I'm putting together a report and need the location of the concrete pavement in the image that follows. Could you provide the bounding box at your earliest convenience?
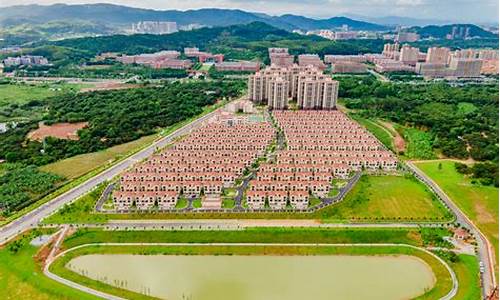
[0,105,224,245]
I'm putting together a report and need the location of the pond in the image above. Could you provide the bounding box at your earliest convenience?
[66,254,435,300]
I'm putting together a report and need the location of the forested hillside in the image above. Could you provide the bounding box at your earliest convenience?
[0,80,245,166]
[339,76,499,162]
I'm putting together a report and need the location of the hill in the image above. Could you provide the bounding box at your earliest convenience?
[411,24,496,39]
[0,3,386,32]
[49,22,301,56]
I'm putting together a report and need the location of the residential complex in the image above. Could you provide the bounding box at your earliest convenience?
[416,47,497,77]
[298,54,326,70]
[184,47,224,63]
[2,55,49,67]
[132,21,178,34]
[214,61,261,72]
[116,51,192,69]
[269,48,294,67]
[396,31,420,43]
[248,65,339,110]
[113,112,274,210]
[331,61,367,73]
[247,110,398,209]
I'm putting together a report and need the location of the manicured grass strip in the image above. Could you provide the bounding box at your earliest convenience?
[415,160,499,272]
[50,244,453,300]
[451,254,481,300]
[62,227,424,250]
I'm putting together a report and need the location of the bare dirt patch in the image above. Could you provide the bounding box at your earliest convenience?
[379,120,406,153]
[475,201,495,224]
[28,122,88,141]
[80,82,142,92]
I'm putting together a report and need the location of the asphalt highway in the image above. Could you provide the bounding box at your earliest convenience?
[0,106,222,244]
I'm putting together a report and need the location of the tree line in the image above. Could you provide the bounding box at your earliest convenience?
[339,76,498,163]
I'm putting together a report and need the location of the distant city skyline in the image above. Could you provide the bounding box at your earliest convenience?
[0,0,498,24]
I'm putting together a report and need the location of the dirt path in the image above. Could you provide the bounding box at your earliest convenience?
[378,120,406,153]
[410,158,477,164]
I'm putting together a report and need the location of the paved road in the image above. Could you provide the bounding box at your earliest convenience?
[367,69,390,82]
[0,105,224,244]
[46,242,457,300]
[407,161,497,298]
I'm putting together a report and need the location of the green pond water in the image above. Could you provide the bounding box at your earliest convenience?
[66,254,436,300]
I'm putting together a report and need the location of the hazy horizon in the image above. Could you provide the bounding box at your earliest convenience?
[0,0,498,24]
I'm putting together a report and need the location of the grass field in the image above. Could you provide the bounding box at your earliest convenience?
[323,175,452,222]
[415,160,499,269]
[450,254,481,299]
[50,243,453,300]
[40,134,158,179]
[0,83,85,107]
[0,82,91,121]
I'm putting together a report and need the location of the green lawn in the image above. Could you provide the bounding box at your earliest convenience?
[323,175,452,222]
[451,254,481,300]
[415,160,499,270]
[222,198,235,209]
[174,197,188,209]
[62,227,425,249]
[192,198,202,208]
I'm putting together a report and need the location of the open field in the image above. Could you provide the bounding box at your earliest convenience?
[0,83,86,107]
[0,82,92,121]
[323,175,452,222]
[50,243,452,300]
[61,227,425,249]
[40,134,158,179]
[415,160,499,268]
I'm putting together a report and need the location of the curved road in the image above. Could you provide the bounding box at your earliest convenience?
[407,161,497,298]
[0,105,224,244]
[45,242,457,300]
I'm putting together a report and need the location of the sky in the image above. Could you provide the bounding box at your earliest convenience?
[0,0,498,24]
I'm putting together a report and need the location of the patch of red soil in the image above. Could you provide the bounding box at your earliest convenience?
[28,122,88,141]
